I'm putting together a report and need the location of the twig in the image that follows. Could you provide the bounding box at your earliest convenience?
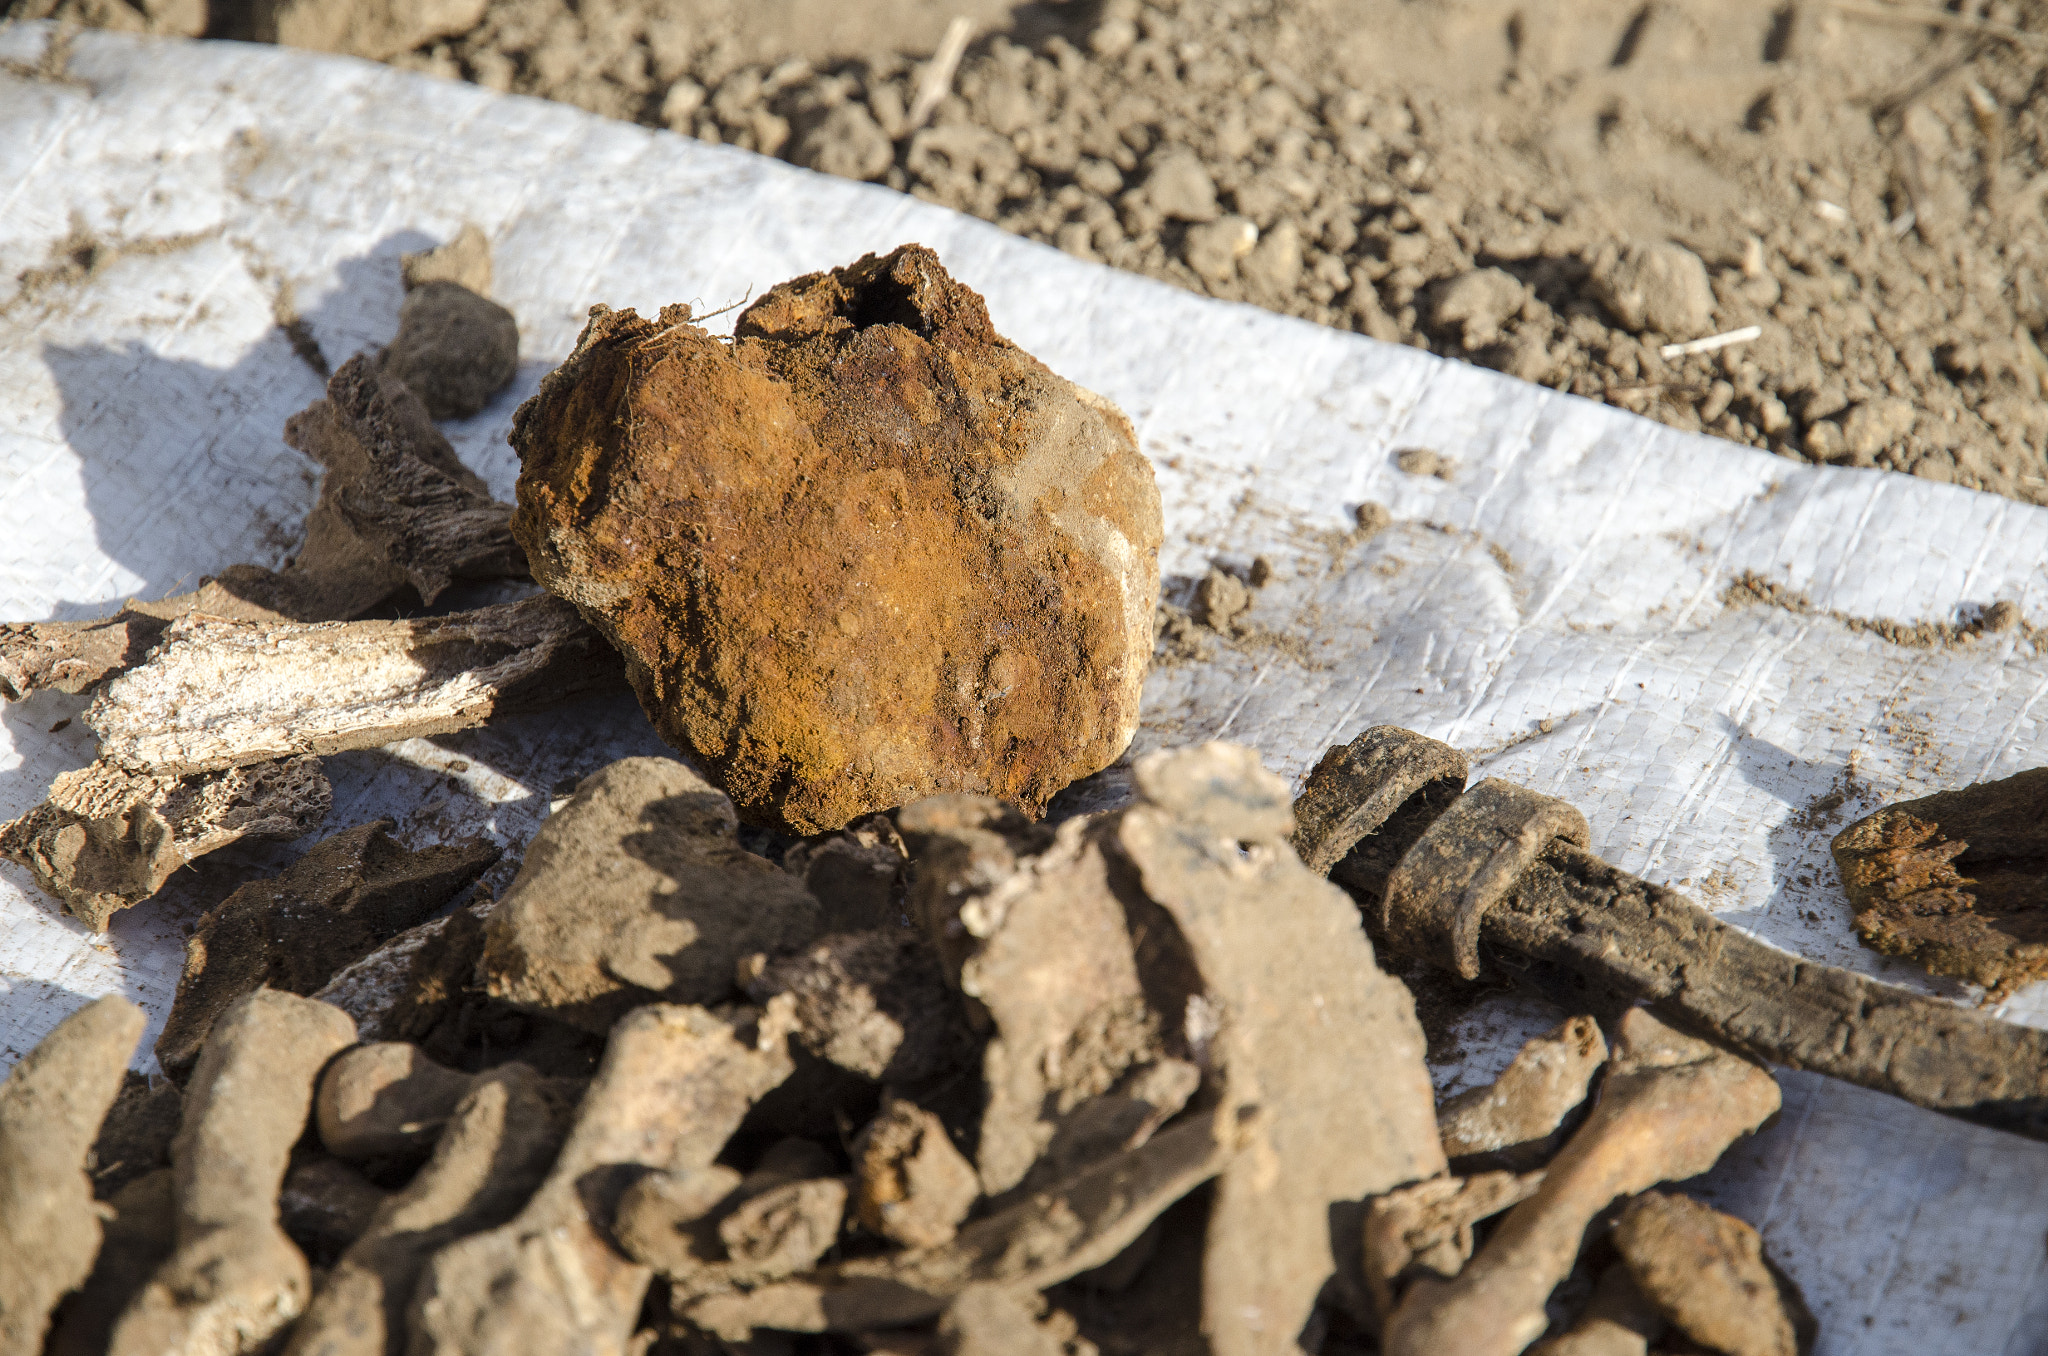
[1830,0,2048,49]
[907,17,974,130]
[1659,325,1763,360]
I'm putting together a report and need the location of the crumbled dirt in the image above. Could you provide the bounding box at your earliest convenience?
[511,245,1162,834]
[1722,569,2040,649]
[1833,767,2048,998]
[35,0,2048,502]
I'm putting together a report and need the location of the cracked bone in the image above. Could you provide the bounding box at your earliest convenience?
[0,756,330,930]
[0,995,146,1356]
[86,593,621,776]
[109,991,358,1356]
[1382,1009,1781,1356]
[408,1000,796,1356]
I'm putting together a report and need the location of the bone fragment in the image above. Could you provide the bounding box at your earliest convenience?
[1382,1009,1781,1356]
[896,794,1171,1198]
[0,756,330,930]
[480,758,821,1032]
[782,814,909,933]
[1525,1264,1664,1356]
[1360,1171,1544,1320]
[937,1287,1086,1356]
[156,822,498,1080]
[0,995,146,1356]
[316,1043,480,1161]
[616,1139,842,1294]
[0,574,297,702]
[717,1175,849,1275]
[409,1001,796,1356]
[1114,743,1447,1348]
[1613,1192,1807,1356]
[311,896,494,1044]
[743,928,975,1084]
[110,990,358,1356]
[613,1165,747,1279]
[282,354,524,607]
[284,1066,565,1356]
[86,593,621,776]
[1437,1016,1607,1171]
[686,1112,1229,1338]
[854,1095,980,1248]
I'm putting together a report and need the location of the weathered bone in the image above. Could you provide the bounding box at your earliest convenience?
[0,995,146,1356]
[0,756,330,930]
[1360,1170,1543,1321]
[1524,1263,1665,1356]
[86,593,621,776]
[1437,1016,1607,1171]
[685,1112,1230,1338]
[1299,726,2048,1141]
[109,991,357,1356]
[284,1066,565,1356]
[1382,1009,1780,1356]
[315,1043,481,1161]
[408,1001,796,1356]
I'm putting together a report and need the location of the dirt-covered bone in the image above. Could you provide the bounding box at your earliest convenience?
[1437,1016,1607,1172]
[614,1138,843,1295]
[0,574,294,701]
[509,244,1163,835]
[480,758,821,1032]
[853,1095,980,1247]
[47,1169,177,1356]
[311,896,493,1045]
[936,1287,1090,1356]
[154,822,498,1080]
[1524,1264,1665,1356]
[409,1001,796,1356]
[0,995,145,1356]
[0,756,330,931]
[85,594,621,776]
[1112,742,1447,1347]
[1320,726,2048,1142]
[277,1157,390,1265]
[612,1165,746,1279]
[1613,1192,1810,1356]
[315,1043,481,1161]
[1833,767,2048,999]
[898,793,1173,1197]
[717,1175,849,1275]
[283,1066,565,1356]
[1360,1171,1544,1321]
[109,990,358,1356]
[1381,1009,1781,1356]
[282,354,524,609]
[742,929,976,1084]
[685,1114,1229,1338]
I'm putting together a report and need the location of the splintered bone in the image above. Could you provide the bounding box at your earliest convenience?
[86,593,621,776]
[0,756,330,931]
[1382,1010,1781,1356]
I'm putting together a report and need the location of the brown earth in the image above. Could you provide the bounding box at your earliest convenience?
[14,0,2048,503]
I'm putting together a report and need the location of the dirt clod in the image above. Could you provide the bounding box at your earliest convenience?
[314,1042,480,1161]
[380,281,519,421]
[743,929,976,1084]
[509,245,1162,834]
[154,821,499,1080]
[480,757,821,1032]
[1832,768,2048,999]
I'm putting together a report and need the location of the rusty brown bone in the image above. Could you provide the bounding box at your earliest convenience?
[1296,725,2048,1142]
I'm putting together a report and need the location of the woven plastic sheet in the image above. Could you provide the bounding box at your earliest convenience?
[2,26,2046,1353]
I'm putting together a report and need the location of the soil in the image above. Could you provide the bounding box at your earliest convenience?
[15,0,2048,504]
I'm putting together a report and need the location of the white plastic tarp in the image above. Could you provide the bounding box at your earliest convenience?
[2,26,2046,1353]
